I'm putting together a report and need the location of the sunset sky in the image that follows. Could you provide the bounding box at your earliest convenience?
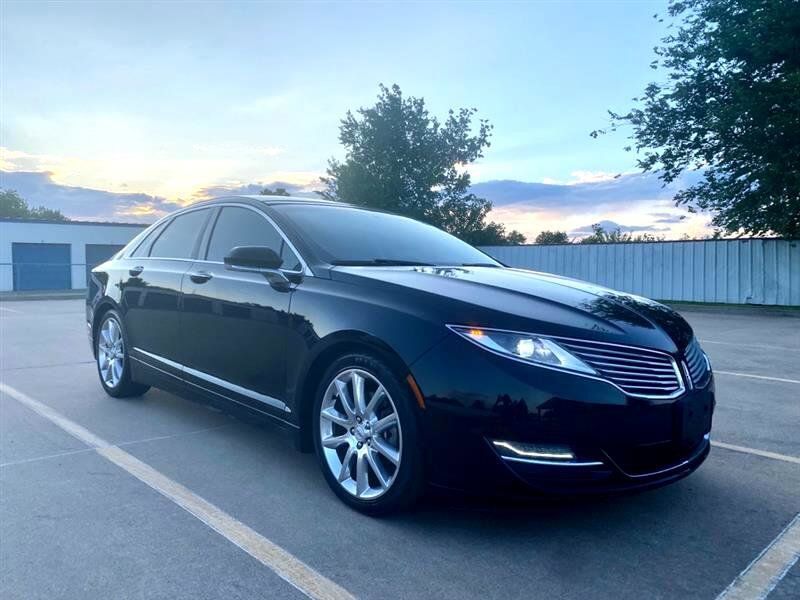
[1,1,712,239]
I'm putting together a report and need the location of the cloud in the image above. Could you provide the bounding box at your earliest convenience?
[2,164,710,240]
[569,220,669,236]
[193,181,319,200]
[471,171,702,211]
[0,147,84,175]
[1,170,180,222]
[1,145,241,200]
[568,170,621,184]
[542,170,624,185]
[652,214,688,224]
[474,171,710,240]
[0,170,322,222]
[0,145,311,201]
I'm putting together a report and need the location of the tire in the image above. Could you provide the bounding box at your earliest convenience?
[312,353,424,515]
[95,309,150,398]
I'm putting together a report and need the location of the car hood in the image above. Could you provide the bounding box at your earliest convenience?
[330,266,693,352]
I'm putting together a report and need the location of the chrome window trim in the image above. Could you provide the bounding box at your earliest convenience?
[126,202,313,277]
[446,324,687,400]
[133,347,291,413]
[201,203,312,277]
[124,256,196,263]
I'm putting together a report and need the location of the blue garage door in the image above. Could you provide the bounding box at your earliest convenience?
[11,243,72,291]
[85,244,124,288]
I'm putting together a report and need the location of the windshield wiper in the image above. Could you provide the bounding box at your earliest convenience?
[330,259,435,267]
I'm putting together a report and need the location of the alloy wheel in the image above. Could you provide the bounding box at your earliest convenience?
[319,368,402,500]
[98,317,125,388]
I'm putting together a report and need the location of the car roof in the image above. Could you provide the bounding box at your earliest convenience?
[195,194,350,208]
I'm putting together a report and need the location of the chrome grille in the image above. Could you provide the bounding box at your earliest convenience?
[684,338,710,388]
[557,338,683,398]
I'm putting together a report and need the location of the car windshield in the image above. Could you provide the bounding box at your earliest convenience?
[273,203,501,267]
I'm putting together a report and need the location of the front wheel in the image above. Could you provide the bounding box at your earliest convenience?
[313,353,424,515]
[95,310,150,398]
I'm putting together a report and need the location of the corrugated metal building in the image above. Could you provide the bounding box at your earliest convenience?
[2,218,797,306]
[0,219,147,292]
[480,239,800,306]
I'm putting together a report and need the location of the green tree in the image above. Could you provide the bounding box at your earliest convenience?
[259,187,291,196]
[319,84,525,245]
[0,189,68,221]
[594,0,800,237]
[535,230,570,244]
[579,224,663,244]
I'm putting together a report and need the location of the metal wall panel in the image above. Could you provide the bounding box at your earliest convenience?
[11,242,72,291]
[479,239,800,306]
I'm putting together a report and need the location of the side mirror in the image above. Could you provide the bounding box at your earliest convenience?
[224,246,283,271]
[224,246,295,290]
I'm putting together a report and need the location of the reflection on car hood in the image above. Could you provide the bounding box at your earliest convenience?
[331,265,693,352]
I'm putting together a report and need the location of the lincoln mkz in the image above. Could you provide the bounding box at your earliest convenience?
[87,196,714,514]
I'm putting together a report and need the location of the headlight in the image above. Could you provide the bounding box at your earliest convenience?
[447,325,597,375]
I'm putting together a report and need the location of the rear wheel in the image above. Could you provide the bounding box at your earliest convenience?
[96,310,150,398]
[313,353,424,515]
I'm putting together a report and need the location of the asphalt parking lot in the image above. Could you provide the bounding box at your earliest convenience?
[1,299,798,600]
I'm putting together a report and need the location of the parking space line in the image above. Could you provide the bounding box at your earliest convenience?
[712,441,800,466]
[700,339,800,353]
[716,513,800,600]
[1,360,95,372]
[715,371,800,385]
[0,447,95,468]
[0,425,234,468]
[0,382,355,600]
[116,425,233,449]
[0,306,23,314]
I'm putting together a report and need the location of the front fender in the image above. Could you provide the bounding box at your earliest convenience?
[284,277,448,444]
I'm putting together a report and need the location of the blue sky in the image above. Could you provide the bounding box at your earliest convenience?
[0,1,710,238]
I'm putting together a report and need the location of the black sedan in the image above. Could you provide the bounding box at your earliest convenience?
[87,195,714,514]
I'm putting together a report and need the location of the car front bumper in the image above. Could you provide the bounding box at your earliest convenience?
[409,334,715,496]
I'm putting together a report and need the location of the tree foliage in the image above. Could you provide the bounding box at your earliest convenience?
[579,224,664,244]
[0,189,69,221]
[259,187,291,196]
[319,84,525,245]
[594,0,800,237]
[535,230,570,245]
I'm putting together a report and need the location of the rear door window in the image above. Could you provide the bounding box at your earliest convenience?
[149,209,210,259]
[130,222,166,258]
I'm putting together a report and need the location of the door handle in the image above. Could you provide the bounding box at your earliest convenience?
[129,266,144,277]
[189,271,213,284]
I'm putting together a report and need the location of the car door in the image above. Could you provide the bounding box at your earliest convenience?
[122,207,212,378]
[180,204,304,416]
